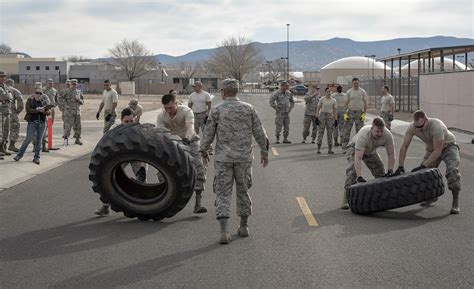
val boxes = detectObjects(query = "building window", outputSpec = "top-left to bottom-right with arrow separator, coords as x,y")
36,66 -> 40,71
26,66 -> 31,70
55,66 -> 59,70
173,78 -> 180,84
45,66 -> 50,70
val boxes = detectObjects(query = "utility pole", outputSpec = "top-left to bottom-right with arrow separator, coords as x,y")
286,23 -> 290,81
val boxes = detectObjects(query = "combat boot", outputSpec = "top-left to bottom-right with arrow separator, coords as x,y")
302,138 -> 306,144
334,138 -> 340,146
328,145 -> 334,154
341,190 -> 349,210
237,216 -> 249,238
63,137 -> 69,146
8,141 -> 19,152
1,142 -> 11,156
450,191 -> 460,214
275,136 -> 280,144
283,137 -> 291,144
317,144 -> 321,154
75,138 -> 83,145
420,197 -> 438,207
218,218 -> 230,244
42,143 -> 50,153
94,204 -> 110,216
193,191 -> 207,214
311,137 -> 315,144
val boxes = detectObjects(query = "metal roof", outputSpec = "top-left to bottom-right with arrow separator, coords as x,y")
377,44 -> 474,62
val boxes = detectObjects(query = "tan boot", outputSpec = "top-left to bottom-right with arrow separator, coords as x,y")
341,189 -> 349,210
450,191 -> 460,214
193,191 -> 207,214
237,216 -> 249,237
218,218 -> 230,244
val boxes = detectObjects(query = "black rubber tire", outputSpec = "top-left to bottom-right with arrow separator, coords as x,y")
348,168 -> 445,214
89,123 -> 196,221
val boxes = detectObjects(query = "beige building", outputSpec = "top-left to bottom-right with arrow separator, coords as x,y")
320,56 -> 392,85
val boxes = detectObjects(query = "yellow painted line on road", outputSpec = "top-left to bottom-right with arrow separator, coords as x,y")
271,147 -> 279,156
296,197 -> 319,227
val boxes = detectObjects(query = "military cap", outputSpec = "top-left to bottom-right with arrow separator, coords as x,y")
129,98 -> 138,106
35,82 -> 43,87
71,79 -> 78,83
0,71 -> 6,77
66,79 -> 71,84
221,78 -> 239,89
47,79 -> 54,83
192,81 -> 203,87
5,78 -> 14,84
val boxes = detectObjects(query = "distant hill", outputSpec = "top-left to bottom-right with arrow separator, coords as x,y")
154,36 -> 474,71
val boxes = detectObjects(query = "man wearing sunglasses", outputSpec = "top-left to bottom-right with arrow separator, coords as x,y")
394,110 -> 461,214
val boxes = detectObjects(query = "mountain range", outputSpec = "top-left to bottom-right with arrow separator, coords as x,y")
154,36 -> 474,71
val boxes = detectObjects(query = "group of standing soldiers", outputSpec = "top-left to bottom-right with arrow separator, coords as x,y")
0,71 -> 85,162
270,77 -> 395,154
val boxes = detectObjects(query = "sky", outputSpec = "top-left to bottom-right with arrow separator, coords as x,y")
1,0 -> 473,59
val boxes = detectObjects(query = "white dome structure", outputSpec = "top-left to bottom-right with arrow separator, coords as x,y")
400,57 -> 470,76
320,56 -> 391,84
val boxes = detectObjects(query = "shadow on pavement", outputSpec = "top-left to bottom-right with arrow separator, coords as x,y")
0,215 -> 201,261
293,207 -> 450,237
50,242 -> 222,289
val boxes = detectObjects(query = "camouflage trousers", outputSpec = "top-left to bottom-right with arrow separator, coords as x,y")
0,111 -> 10,144
302,115 -> 317,140
275,111 -> 290,138
344,144 -> 385,192
422,143 -> 461,192
342,110 -> 364,148
380,111 -> 392,130
333,109 -> 345,143
9,113 -> 20,142
317,112 -> 335,146
103,111 -> 117,134
187,139 -> 206,191
214,161 -> 253,219
63,113 -> 81,139
193,112 -> 208,135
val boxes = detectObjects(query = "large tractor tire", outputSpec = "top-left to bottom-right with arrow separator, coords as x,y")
89,123 -> 196,221
348,168 -> 445,214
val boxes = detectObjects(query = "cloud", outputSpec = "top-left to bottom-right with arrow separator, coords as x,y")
1,0 -> 472,58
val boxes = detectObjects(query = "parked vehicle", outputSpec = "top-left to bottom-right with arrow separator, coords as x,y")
291,84 -> 308,95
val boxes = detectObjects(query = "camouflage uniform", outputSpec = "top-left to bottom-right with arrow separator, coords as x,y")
421,144 -> 461,192
62,88 -> 83,139
332,92 -> 347,144
7,86 -> 24,143
43,86 -> 58,123
302,93 -> 319,141
269,89 -> 294,141
201,93 -> 269,219
317,112 -> 335,147
193,112 -> 208,135
342,87 -> 367,148
0,83 -> 12,148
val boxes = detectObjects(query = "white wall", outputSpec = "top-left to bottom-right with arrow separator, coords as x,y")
419,71 -> 474,132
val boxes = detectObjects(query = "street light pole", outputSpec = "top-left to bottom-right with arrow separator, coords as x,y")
286,24 -> 290,81
266,61 -> 273,83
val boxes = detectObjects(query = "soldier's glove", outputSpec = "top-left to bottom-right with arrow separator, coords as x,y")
393,166 -> 405,175
334,119 -> 338,127
356,176 -> 367,183
314,117 -> 320,125
360,112 -> 366,122
343,112 -> 350,122
105,114 -> 112,122
96,112 -> 100,120
383,169 -> 394,177
388,114 -> 394,121
411,164 -> 426,172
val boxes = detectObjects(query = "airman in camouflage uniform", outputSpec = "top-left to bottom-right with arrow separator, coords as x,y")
395,110 -> 461,214
342,78 -> 368,150
342,118 -> 395,209
315,87 -> 338,154
61,79 -> 83,145
43,79 -> 58,123
331,85 -> 347,146
201,78 -> 269,244
302,84 -> 320,143
5,79 -> 24,153
57,80 -> 71,121
0,71 -> 13,157
269,81 -> 294,143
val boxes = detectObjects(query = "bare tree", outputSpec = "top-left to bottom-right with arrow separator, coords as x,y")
108,39 -> 157,81
269,59 -> 286,83
62,55 -> 90,62
0,43 -> 12,54
207,36 -> 263,82
177,61 -> 202,92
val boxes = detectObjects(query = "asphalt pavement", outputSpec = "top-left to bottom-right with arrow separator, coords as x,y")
1,94 -> 473,289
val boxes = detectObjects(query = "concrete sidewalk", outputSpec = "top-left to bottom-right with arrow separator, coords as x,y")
0,109 -> 161,191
